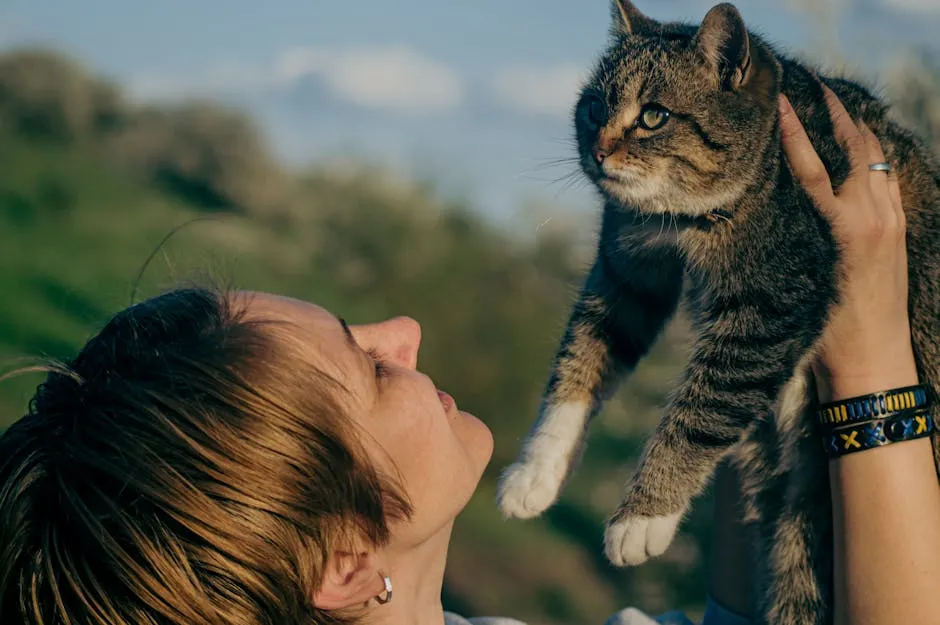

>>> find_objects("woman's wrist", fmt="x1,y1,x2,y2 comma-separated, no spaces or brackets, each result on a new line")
814,342,919,403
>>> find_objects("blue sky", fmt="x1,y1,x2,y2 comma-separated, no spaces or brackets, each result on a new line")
3,0,940,224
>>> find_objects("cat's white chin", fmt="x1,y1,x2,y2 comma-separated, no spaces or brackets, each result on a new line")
599,172,666,205
601,175,748,220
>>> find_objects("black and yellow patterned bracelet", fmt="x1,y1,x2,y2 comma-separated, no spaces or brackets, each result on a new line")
816,384,931,427
821,408,935,458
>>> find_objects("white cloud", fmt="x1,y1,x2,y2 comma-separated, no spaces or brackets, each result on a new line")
488,63,587,118
127,64,272,101
882,0,940,13
274,46,462,112
128,45,464,114
786,0,852,15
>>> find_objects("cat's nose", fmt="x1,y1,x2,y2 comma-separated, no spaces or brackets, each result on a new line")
593,148,608,164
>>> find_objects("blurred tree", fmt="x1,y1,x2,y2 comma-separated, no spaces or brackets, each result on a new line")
109,102,290,214
888,49,940,153
0,49,125,141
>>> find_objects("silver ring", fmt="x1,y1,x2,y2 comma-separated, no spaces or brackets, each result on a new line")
869,162,892,172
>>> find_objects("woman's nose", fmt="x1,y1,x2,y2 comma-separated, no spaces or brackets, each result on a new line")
353,316,422,369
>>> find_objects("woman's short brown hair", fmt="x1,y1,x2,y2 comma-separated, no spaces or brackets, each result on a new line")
0,286,411,625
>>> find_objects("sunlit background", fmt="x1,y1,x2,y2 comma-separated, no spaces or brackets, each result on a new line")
5,0,939,220
2,1,939,623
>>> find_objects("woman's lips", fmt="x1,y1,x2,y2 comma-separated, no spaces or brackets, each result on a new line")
437,389,456,412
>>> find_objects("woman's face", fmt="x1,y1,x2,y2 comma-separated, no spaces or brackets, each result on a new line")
246,292,494,547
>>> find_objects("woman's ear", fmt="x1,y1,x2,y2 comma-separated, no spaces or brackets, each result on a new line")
313,549,384,610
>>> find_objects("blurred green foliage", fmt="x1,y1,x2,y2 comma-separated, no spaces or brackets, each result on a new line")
0,47,937,625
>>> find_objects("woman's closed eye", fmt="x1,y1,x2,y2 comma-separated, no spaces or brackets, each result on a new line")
366,348,391,381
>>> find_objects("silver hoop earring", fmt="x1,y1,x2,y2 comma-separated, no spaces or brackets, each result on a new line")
375,573,393,605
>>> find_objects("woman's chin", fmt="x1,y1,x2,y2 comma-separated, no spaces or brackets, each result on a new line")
459,411,494,475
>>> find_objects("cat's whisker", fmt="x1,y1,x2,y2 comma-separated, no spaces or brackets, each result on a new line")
522,171,583,189
551,137,580,149
514,158,583,183
549,170,593,196
533,157,582,170
553,183,585,200
552,186,580,202
548,170,580,188
656,212,667,243
547,168,579,182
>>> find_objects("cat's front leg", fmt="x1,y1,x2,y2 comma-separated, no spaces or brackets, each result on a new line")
497,245,684,520
605,322,800,566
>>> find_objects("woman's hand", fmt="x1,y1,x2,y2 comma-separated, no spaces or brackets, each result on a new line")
778,85,917,401
778,86,940,625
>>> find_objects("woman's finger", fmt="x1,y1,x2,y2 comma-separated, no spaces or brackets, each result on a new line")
879,145,905,223
888,173,905,225
778,94,835,209
859,123,896,222
821,84,868,190
860,124,906,234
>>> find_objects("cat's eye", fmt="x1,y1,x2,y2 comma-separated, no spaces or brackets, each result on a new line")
580,94,608,130
637,104,671,131
589,98,607,126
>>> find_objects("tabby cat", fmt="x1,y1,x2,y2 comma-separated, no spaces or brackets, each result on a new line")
496,2,940,623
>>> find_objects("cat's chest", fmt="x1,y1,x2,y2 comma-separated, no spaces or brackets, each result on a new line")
678,212,833,289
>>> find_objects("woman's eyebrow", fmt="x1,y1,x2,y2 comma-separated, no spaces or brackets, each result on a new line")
337,317,359,350
337,317,378,392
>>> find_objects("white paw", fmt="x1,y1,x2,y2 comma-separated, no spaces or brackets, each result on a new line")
604,512,683,566
496,460,565,519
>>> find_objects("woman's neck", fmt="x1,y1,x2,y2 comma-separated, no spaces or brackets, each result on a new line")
366,522,453,625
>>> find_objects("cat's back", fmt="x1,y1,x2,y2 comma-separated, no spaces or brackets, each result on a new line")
773,50,940,203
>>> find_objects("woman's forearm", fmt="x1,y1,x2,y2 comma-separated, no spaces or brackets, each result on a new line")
818,361,940,625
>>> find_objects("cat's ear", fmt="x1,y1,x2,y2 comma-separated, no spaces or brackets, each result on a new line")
610,0,655,35
694,3,752,90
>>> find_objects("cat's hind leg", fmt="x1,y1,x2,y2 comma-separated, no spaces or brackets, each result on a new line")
746,362,831,625
497,248,684,519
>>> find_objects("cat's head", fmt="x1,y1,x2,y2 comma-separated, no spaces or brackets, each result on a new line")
576,1,781,222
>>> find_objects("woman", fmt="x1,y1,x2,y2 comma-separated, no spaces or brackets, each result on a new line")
1,89,937,625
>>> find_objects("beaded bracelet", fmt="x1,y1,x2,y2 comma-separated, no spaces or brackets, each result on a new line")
816,384,931,427
821,408,935,458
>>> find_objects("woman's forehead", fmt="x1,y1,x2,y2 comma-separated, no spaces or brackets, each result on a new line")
238,291,371,390
237,291,346,357
238,291,334,325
